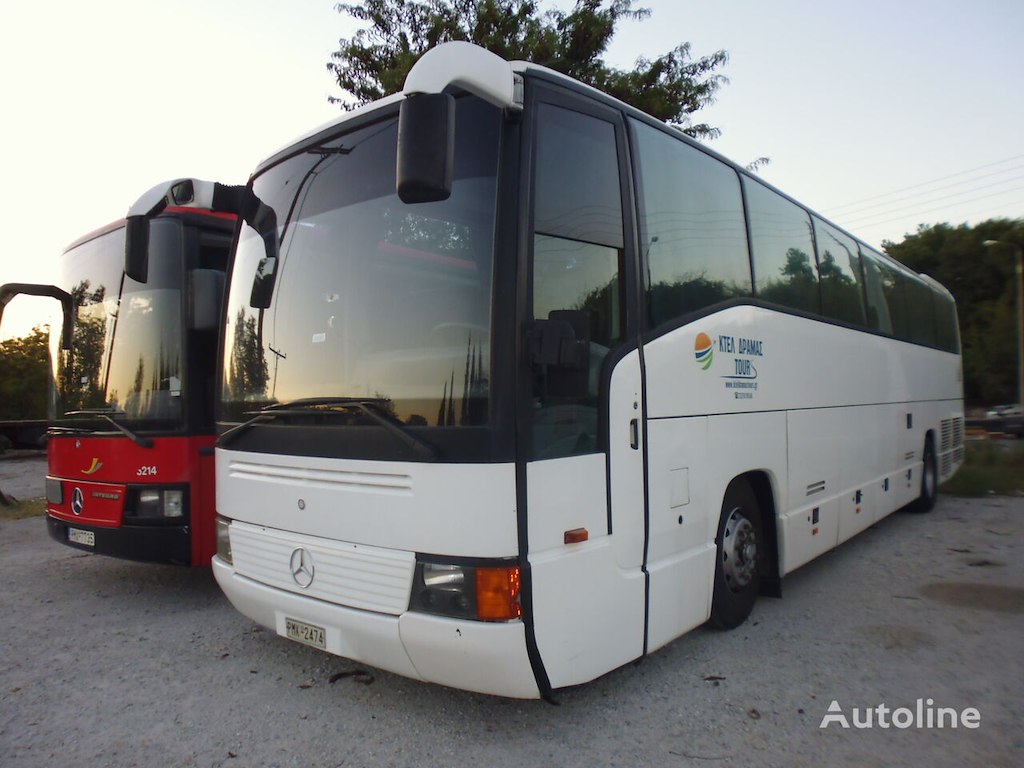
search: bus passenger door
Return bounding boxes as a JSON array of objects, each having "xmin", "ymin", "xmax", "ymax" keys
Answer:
[{"xmin": 524, "ymin": 89, "xmax": 647, "ymax": 690}]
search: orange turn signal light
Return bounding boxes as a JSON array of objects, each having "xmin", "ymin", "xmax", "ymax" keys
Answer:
[
  {"xmin": 564, "ymin": 527, "xmax": 589, "ymax": 544},
  {"xmin": 475, "ymin": 566, "xmax": 522, "ymax": 621}
]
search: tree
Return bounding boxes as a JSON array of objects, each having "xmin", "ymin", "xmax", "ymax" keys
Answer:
[
  {"xmin": 883, "ymin": 218, "xmax": 1023, "ymax": 405},
  {"xmin": 0, "ymin": 326, "xmax": 50, "ymax": 420},
  {"xmin": 328, "ymin": 0, "xmax": 729, "ymax": 139}
]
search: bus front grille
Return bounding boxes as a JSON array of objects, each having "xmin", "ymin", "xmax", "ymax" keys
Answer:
[{"xmin": 229, "ymin": 521, "xmax": 415, "ymax": 615}]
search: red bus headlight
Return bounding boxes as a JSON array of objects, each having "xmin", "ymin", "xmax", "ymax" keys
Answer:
[{"xmin": 124, "ymin": 486, "xmax": 188, "ymax": 523}]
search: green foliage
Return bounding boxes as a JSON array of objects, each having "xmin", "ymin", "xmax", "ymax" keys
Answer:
[
  {"xmin": 939, "ymin": 440, "xmax": 1024, "ymax": 497},
  {"xmin": 59, "ymin": 280, "xmax": 109, "ymax": 412},
  {"xmin": 884, "ymin": 219, "xmax": 1023, "ymax": 405},
  {"xmin": 0, "ymin": 497, "xmax": 46, "ymax": 519},
  {"xmin": 328, "ymin": 0, "xmax": 729, "ymax": 139},
  {"xmin": 0, "ymin": 326, "xmax": 50, "ymax": 420},
  {"xmin": 225, "ymin": 308, "xmax": 270, "ymax": 404}
]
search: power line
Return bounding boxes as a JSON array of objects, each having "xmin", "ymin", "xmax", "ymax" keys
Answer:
[
  {"xmin": 827, "ymin": 163, "xmax": 1024, "ymax": 218},
  {"xmin": 842, "ymin": 186, "xmax": 1024, "ymax": 231},
  {"xmin": 952, "ymin": 197, "xmax": 1024, "ymax": 224},
  {"xmin": 824, "ymin": 154, "xmax": 1024, "ymax": 213},
  {"xmin": 840, "ymin": 176, "xmax": 1024, "ymax": 228}
]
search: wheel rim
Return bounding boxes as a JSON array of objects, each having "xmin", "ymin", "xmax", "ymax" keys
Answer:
[{"xmin": 721, "ymin": 507, "xmax": 757, "ymax": 592}]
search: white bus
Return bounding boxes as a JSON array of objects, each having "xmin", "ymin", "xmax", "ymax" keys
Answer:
[{"xmin": 163, "ymin": 42, "xmax": 964, "ymax": 699}]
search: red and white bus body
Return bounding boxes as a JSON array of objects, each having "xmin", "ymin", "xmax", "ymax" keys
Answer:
[{"xmin": 44, "ymin": 208, "xmax": 235, "ymax": 566}]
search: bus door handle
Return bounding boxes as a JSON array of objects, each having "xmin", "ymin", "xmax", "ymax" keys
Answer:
[{"xmin": 629, "ymin": 418, "xmax": 640, "ymax": 450}]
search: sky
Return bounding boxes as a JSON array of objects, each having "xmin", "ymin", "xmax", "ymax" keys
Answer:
[{"xmin": 1, "ymin": 0, "xmax": 1021, "ymax": 340}]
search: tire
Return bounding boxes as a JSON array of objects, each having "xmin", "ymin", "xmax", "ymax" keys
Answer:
[
  {"xmin": 709, "ymin": 478, "xmax": 763, "ymax": 630},
  {"xmin": 911, "ymin": 436, "xmax": 939, "ymax": 513}
]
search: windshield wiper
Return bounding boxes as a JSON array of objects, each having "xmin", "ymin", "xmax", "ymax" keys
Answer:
[
  {"xmin": 217, "ymin": 398, "xmax": 439, "ymax": 460},
  {"xmin": 62, "ymin": 409, "xmax": 155, "ymax": 449}
]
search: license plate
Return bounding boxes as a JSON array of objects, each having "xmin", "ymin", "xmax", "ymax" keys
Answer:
[
  {"xmin": 67, "ymin": 528, "xmax": 95, "ymax": 547},
  {"xmin": 285, "ymin": 617, "xmax": 326, "ymax": 650}
]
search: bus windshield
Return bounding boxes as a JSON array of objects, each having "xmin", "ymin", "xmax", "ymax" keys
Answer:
[
  {"xmin": 220, "ymin": 96, "xmax": 501, "ymax": 438},
  {"xmin": 55, "ymin": 219, "xmax": 185, "ymax": 429}
]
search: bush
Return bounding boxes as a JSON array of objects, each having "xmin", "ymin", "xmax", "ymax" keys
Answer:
[{"xmin": 940, "ymin": 440, "xmax": 1024, "ymax": 496}]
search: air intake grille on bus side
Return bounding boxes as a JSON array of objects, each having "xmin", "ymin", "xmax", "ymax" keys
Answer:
[{"xmin": 939, "ymin": 417, "xmax": 965, "ymax": 478}]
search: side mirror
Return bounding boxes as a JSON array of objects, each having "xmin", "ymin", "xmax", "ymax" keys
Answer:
[
  {"xmin": 124, "ymin": 179, "xmax": 213, "ymax": 283},
  {"xmin": 249, "ymin": 257, "xmax": 277, "ymax": 309},
  {"xmin": 396, "ymin": 93, "xmax": 455, "ymax": 204},
  {"xmin": 124, "ymin": 215, "xmax": 150, "ymax": 282}
]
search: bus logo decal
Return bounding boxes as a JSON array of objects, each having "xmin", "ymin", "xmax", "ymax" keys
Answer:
[
  {"xmin": 82, "ymin": 458, "xmax": 103, "ymax": 475},
  {"xmin": 71, "ymin": 487, "xmax": 85, "ymax": 516},
  {"xmin": 701, "ymin": 332, "xmax": 765, "ymax": 400},
  {"xmin": 694, "ymin": 333, "xmax": 714, "ymax": 370},
  {"xmin": 289, "ymin": 547, "xmax": 316, "ymax": 589}
]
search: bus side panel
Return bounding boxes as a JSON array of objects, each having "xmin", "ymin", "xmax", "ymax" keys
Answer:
[
  {"xmin": 645, "ymin": 412, "xmax": 787, "ymax": 653},
  {"xmin": 643, "ymin": 306, "xmax": 962, "ymax": 536},
  {"xmin": 644, "ymin": 416, "xmax": 712, "ymax": 652},
  {"xmin": 529, "ymin": 541, "xmax": 646, "ymax": 690},
  {"xmin": 527, "ymin": 455, "xmax": 646, "ymax": 690},
  {"xmin": 836, "ymin": 407, "xmax": 883, "ymax": 544},
  {"xmin": 783, "ymin": 407, "xmax": 875, "ymax": 570}
]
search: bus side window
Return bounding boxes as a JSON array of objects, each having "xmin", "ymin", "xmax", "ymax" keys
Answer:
[
  {"xmin": 859, "ymin": 247, "xmax": 893, "ymax": 334},
  {"xmin": 904, "ymin": 275, "xmax": 939, "ymax": 347},
  {"xmin": 934, "ymin": 290, "xmax": 960, "ymax": 353},
  {"xmin": 630, "ymin": 119, "xmax": 751, "ymax": 326},
  {"xmin": 876, "ymin": 259, "xmax": 911, "ymax": 341},
  {"xmin": 531, "ymin": 102, "xmax": 625, "ymax": 460},
  {"xmin": 744, "ymin": 178, "xmax": 819, "ymax": 314},
  {"xmin": 812, "ymin": 217, "xmax": 866, "ymax": 326}
]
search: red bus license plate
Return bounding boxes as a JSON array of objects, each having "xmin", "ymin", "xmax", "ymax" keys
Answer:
[{"xmin": 67, "ymin": 528, "xmax": 95, "ymax": 547}]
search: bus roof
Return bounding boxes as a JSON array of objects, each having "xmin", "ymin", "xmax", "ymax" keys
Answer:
[{"xmin": 62, "ymin": 207, "xmax": 236, "ymax": 253}]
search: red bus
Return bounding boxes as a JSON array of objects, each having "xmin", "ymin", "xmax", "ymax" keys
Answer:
[{"xmin": 1, "ymin": 193, "xmax": 235, "ymax": 565}]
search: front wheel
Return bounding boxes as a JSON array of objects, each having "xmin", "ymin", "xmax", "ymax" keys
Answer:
[
  {"xmin": 911, "ymin": 437, "xmax": 939, "ymax": 513},
  {"xmin": 709, "ymin": 478, "xmax": 763, "ymax": 630}
]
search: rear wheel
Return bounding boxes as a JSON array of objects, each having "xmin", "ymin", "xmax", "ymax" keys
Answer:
[
  {"xmin": 912, "ymin": 436, "xmax": 938, "ymax": 513},
  {"xmin": 709, "ymin": 478, "xmax": 763, "ymax": 629}
]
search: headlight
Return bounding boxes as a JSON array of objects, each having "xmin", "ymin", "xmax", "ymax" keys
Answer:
[
  {"xmin": 124, "ymin": 486, "xmax": 189, "ymax": 523},
  {"xmin": 409, "ymin": 559, "xmax": 521, "ymax": 622},
  {"xmin": 216, "ymin": 516, "xmax": 233, "ymax": 564},
  {"xmin": 164, "ymin": 490, "xmax": 184, "ymax": 517}
]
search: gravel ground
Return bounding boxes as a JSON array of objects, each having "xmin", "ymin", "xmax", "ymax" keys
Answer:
[
  {"xmin": 0, "ymin": 453, "xmax": 46, "ymax": 502},
  {"xmin": 0, "ymin": 474, "xmax": 1021, "ymax": 767}
]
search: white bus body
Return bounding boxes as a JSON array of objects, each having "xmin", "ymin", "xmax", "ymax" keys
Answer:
[{"xmin": 205, "ymin": 43, "xmax": 963, "ymax": 699}]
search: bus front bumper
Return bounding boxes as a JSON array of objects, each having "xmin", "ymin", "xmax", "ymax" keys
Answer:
[
  {"xmin": 46, "ymin": 514, "xmax": 191, "ymax": 565},
  {"xmin": 212, "ymin": 555, "xmax": 540, "ymax": 698}
]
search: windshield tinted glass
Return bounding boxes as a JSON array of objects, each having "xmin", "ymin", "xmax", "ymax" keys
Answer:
[
  {"xmin": 55, "ymin": 220, "xmax": 184, "ymax": 428},
  {"xmin": 221, "ymin": 97, "xmax": 501, "ymax": 430}
]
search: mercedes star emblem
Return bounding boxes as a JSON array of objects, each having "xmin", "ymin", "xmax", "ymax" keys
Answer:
[
  {"xmin": 289, "ymin": 547, "xmax": 315, "ymax": 588},
  {"xmin": 71, "ymin": 487, "xmax": 85, "ymax": 516}
]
